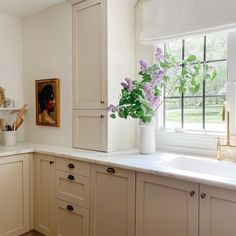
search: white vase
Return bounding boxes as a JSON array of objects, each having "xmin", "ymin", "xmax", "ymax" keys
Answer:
[
  {"xmin": 1, "ymin": 131, "xmax": 17, "ymax": 146},
  {"xmin": 139, "ymin": 125, "xmax": 156, "ymax": 154}
]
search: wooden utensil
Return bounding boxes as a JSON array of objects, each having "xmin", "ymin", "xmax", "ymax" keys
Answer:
[
  {"xmin": 16, "ymin": 104, "xmax": 27, "ymax": 121},
  {"xmin": 15, "ymin": 118, "xmax": 24, "ymax": 130}
]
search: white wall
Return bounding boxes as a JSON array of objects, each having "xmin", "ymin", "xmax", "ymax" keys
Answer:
[
  {"xmin": 0, "ymin": 12, "xmax": 23, "ymax": 107},
  {"xmin": 23, "ymin": 3, "xmax": 72, "ymax": 146}
]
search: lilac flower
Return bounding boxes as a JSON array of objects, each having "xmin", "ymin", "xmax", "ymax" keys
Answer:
[
  {"xmin": 208, "ymin": 65, "xmax": 215, "ymax": 72},
  {"xmin": 139, "ymin": 60, "xmax": 148, "ymax": 72},
  {"xmin": 155, "ymin": 48, "xmax": 164, "ymax": 63},
  {"xmin": 121, "ymin": 78, "xmax": 133, "ymax": 92},
  {"xmin": 176, "ymin": 62, "xmax": 181, "ymax": 71},
  {"xmin": 144, "ymin": 82, "xmax": 152, "ymax": 92},
  {"xmin": 107, "ymin": 104, "xmax": 120, "ymax": 112},
  {"xmin": 149, "ymin": 96, "xmax": 160, "ymax": 108},
  {"xmin": 153, "ymin": 69, "xmax": 165, "ymax": 86}
]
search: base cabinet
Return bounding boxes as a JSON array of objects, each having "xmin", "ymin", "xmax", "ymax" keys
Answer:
[
  {"xmin": 54, "ymin": 199, "xmax": 89, "ymax": 236},
  {"xmin": 34, "ymin": 154, "xmax": 55, "ymax": 236},
  {"xmin": 136, "ymin": 173, "xmax": 199, "ymax": 236},
  {"xmin": 0, "ymin": 154, "xmax": 30, "ymax": 236},
  {"xmin": 200, "ymin": 184, "xmax": 236, "ymax": 236},
  {"xmin": 90, "ymin": 164, "xmax": 135, "ymax": 236}
]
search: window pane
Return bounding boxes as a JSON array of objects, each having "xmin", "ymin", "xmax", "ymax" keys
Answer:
[
  {"xmin": 205, "ymin": 97, "xmax": 226, "ymax": 132},
  {"xmin": 205, "ymin": 61, "xmax": 227, "ymax": 96},
  {"xmin": 206, "ymin": 33, "xmax": 227, "ymax": 61},
  {"xmin": 165, "ymin": 40, "xmax": 182, "ymax": 61},
  {"xmin": 185, "ymin": 36, "xmax": 204, "ymax": 61},
  {"xmin": 165, "ymin": 98, "xmax": 181, "ymax": 129},
  {"xmin": 184, "ymin": 97, "xmax": 203, "ymax": 130}
]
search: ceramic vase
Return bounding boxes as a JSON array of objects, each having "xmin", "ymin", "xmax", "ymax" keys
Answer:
[{"xmin": 139, "ymin": 125, "xmax": 156, "ymax": 154}]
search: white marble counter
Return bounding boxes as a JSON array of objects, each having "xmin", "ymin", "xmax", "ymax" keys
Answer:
[{"xmin": 1, "ymin": 142, "xmax": 236, "ymax": 190}]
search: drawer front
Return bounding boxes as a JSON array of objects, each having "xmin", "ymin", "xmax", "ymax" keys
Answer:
[
  {"xmin": 55, "ymin": 199, "xmax": 89, "ymax": 236},
  {"xmin": 55, "ymin": 170, "xmax": 90, "ymax": 208},
  {"xmin": 56, "ymin": 157, "xmax": 90, "ymax": 177}
]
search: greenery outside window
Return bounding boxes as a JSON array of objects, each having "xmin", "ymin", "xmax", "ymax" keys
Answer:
[{"xmin": 162, "ymin": 33, "xmax": 227, "ymax": 132}]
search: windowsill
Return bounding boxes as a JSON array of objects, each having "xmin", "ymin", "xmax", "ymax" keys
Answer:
[{"xmin": 156, "ymin": 127, "xmax": 232, "ymax": 157}]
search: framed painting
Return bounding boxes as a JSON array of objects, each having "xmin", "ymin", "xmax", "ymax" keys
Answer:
[{"xmin": 35, "ymin": 78, "xmax": 60, "ymax": 127}]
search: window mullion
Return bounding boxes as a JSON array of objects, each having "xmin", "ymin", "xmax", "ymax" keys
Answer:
[
  {"xmin": 181, "ymin": 39, "xmax": 185, "ymax": 129},
  {"xmin": 203, "ymin": 36, "xmax": 207, "ymax": 130}
]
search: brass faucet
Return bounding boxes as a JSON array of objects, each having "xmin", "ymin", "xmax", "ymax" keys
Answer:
[{"xmin": 217, "ymin": 103, "xmax": 236, "ymax": 160}]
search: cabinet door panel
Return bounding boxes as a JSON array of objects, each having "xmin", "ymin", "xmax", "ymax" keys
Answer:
[
  {"xmin": 90, "ymin": 164, "xmax": 135, "ymax": 236},
  {"xmin": 0, "ymin": 154, "xmax": 30, "ymax": 236},
  {"xmin": 35, "ymin": 154, "xmax": 55, "ymax": 236},
  {"xmin": 73, "ymin": 0, "xmax": 107, "ymax": 109},
  {"xmin": 136, "ymin": 173, "xmax": 198, "ymax": 236},
  {"xmin": 200, "ymin": 184, "xmax": 236, "ymax": 236},
  {"xmin": 55, "ymin": 170, "xmax": 90, "ymax": 208},
  {"xmin": 55, "ymin": 199, "xmax": 89, "ymax": 236},
  {"xmin": 73, "ymin": 110, "xmax": 107, "ymax": 151}
]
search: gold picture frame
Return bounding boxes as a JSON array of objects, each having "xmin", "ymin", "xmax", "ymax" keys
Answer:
[{"xmin": 35, "ymin": 78, "xmax": 60, "ymax": 127}]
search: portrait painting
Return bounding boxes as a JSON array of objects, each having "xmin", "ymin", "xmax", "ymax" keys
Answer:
[{"xmin": 35, "ymin": 79, "xmax": 60, "ymax": 127}]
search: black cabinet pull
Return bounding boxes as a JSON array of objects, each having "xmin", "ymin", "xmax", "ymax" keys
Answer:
[
  {"xmin": 68, "ymin": 163, "xmax": 75, "ymax": 169},
  {"xmin": 106, "ymin": 167, "xmax": 115, "ymax": 174},
  {"xmin": 100, "ymin": 115, "xmax": 105, "ymax": 119},
  {"xmin": 67, "ymin": 205, "xmax": 74, "ymax": 211},
  {"xmin": 190, "ymin": 191, "xmax": 195, "ymax": 197},
  {"xmin": 49, "ymin": 161, "xmax": 54, "ymax": 165},
  {"xmin": 68, "ymin": 175, "xmax": 75, "ymax": 180},
  {"xmin": 201, "ymin": 193, "xmax": 206, "ymax": 199},
  {"xmin": 101, "ymin": 101, "xmax": 105, "ymax": 104}
]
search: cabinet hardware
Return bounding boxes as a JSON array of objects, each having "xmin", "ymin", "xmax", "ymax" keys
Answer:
[
  {"xmin": 68, "ymin": 163, "xmax": 75, "ymax": 169},
  {"xmin": 100, "ymin": 115, "xmax": 105, "ymax": 119},
  {"xmin": 68, "ymin": 175, "xmax": 75, "ymax": 180},
  {"xmin": 49, "ymin": 161, "xmax": 54, "ymax": 165},
  {"xmin": 101, "ymin": 101, "xmax": 105, "ymax": 104},
  {"xmin": 201, "ymin": 193, "xmax": 206, "ymax": 199},
  {"xmin": 190, "ymin": 191, "xmax": 195, "ymax": 197},
  {"xmin": 107, "ymin": 167, "xmax": 115, "ymax": 174},
  {"xmin": 67, "ymin": 205, "xmax": 74, "ymax": 211}
]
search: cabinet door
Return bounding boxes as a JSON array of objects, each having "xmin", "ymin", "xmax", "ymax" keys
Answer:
[
  {"xmin": 136, "ymin": 173, "xmax": 198, "ymax": 236},
  {"xmin": 34, "ymin": 154, "xmax": 55, "ymax": 236},
  {"xmin": 73, "ymin": 110, "xmax": 107, "ymax": 151},
  {"xmin": 72, "ymin": 0, "xmax": 107, "ymax": 109},
  {"xmin": 55, "ymin": 199, "xmax": 89, "ymax": 236},
  {"xmin": 90, "ymin": 164, "xmax": 135, "ymax": 236},
  {"xmin": 200, "ymin": 184, "xmax": 236, "ymax": 236},
  {"xmin": 0, "ymin": 154, "xmax": 30, "ymax": 236}
]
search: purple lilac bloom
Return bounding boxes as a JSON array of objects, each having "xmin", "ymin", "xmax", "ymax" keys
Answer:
[
  {"xmin": 155, "ymin": 48, "xmax": 164, "ymax": 63},
  {"xmin": 107, "ymin": 104, "xmax": 120, "ymax": 112},
  {"xmin": 144, "ymin": 82, "xmax": 152, "ymax": 92},
  {"xmin": 139, "ymin": 60, "xmax": 148, "ymax": 72},
  {"xmin": 153, "ymin": 69, "xmax": 165, "ymax": 86},
  {"xmin": 121, "ymin": 78, "xmax": 133, "ymax": 92},
  {"xmin": 176, "ymin": 62, "xmax": 181, "ymax": 71}
]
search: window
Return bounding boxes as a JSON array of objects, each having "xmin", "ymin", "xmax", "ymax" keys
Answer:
[{"xmin": 162, "ymin": 34, "xmax": 227, "ymax": 132}]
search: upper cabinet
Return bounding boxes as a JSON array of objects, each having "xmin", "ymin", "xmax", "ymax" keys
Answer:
[
  {"xmin": 73, "ymin": 0, "xmax": 107, "ymax": 110},
  {"xmin": 72, "ymin": 0, "xmax": 136, "ymax": 152}
]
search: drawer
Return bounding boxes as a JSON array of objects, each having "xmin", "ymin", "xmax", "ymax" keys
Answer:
[
  {"xmin": 55, "ymin": 170, "xmax": 90, "ymax": 208},
  {"xmin": 56, "ymin": 157, "xmax": 90, "ymax": 177},
  {"xmin": 55, "ymin": 199, "xmax": 89, "ymax": 236}
]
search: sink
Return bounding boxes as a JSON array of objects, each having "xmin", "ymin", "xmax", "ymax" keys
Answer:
[{"xmin": 160, "ymin": 157, "xmax": 236, "ymax": 179}]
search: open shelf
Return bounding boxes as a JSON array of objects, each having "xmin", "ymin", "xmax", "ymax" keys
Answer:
[{"xmin": 0, "ymin": 108, "xmax": 28, "ymax": 111}]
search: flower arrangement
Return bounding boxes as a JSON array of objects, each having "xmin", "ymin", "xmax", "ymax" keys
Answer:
[{"xmin": 108, "ymin": 48, "xmax": 217, "ymax": 123}]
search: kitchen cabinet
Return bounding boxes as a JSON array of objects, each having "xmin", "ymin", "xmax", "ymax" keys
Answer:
[
  {"xmin": 136, "ymin": 173, "xmax": 199, "ymax": 236},
  {"xmin": 72, "ymin": 0, "xmax": 136, "ymax": 152},
  {"xmin": 54, "ymin": 157, "xmax": 90, "ymax": 236},
  {"xmin": 200, "ymin": 184, "xmax": 236, "ymax": 236},
  {"xmin": 34, "ymin": 154, "xmax": 55, "ymax": 236},
  {"xmin": 0, "ymin": 154, "xmax": 30, "ymax": 236},
  {"xmin": 90, "ymin": 164, "xmax": 135, "ymax": 236}
]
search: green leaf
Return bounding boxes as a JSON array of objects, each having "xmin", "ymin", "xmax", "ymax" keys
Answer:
[
  {"xmin": 211, "ymin": 70, "xmax": 217, "ymax": 80},
  {"xmin": 110, "ymin": 114, "xmax": 116, "ymax": 119},
  {"xmin": 119, "ymin": 97, "xmax": 126, "ymax": 106},
  {"xmin": 185, "ymin": 55, "xmax": 197, "ymax": 62},
  {"xmin": 142, "ymin": 74, "xmax": 152, "ymax": 82}
]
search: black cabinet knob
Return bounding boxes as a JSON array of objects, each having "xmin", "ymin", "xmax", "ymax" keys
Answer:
[
  {"xmin": 106, "ymin": 167, "xmax": 115, "ymax": 174},
  {"xmin": 68, "ymin": 163, "xmax": 75, "ymax": 169},
  {"xmin": 68, "ymin": 175, "xmax": 75, "ymax": 180},
  {"xmin": 201, "ymin": 193, "xmax": 206, "ymax": 199},
  {"xmin": 190, "ymin": 191, "xmax": 195, "ymax": 197},
  {"xmin": 67, "ymin": 205, "xmax": 74, "ymax": 211},
  {"xmin": 49, "ymin": 161, "xmax": 54, "ymax": 165}
]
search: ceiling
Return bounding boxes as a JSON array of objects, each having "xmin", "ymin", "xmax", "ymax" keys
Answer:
[{"xmin": 0, "ymin": 0, "xmax": 66, "ymax": 17}]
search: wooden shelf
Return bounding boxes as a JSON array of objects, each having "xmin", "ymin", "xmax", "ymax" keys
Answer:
[{"xmin": 0, "ymin": 108, "xmax": 28, "ymax": 111}]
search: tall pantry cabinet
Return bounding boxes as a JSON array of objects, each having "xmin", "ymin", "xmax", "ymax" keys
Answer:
[{"xmin": 72, "ymin": 0, "xmax": 137, "ymax": 152}]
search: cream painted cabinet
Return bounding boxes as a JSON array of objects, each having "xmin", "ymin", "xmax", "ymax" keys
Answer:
[
  {"xmin": 200, "ymin": 184, "xmax": 236, "ymax": 236},
  {"xmin": 90, "ymin": 164, "xmax": 135, "ymax": 236},
  {"xmin": 72, "ymin": 0, "xmax": 136, "ymax": 152},
  {"xmin": 72, "ymin": 110, "xmax": 107, "ymax": 151},
  {"xmin": 136, "ymin": 173, "xmax": 199, "ymax": 236},
  {"xmin": 0, "ymin": 154, "xmax": 30, "ymax": 236},
  {"xmin": 34, "ymin": 154, "xmax": 55, "ymax": 236}
]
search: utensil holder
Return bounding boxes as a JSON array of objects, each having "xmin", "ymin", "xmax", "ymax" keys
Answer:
[{"xmin": 1, "ymin": 131, "xmax": 17, "ymax": 146}]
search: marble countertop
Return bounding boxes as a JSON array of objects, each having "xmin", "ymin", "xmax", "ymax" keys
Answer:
[{"xmin": 1, "ymin": 142, "xmax": 236, "ymax": 190}]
